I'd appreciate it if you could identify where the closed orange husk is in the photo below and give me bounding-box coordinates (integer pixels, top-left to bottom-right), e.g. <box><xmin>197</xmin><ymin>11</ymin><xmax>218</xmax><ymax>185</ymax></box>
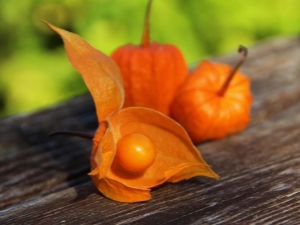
<box><xmin>44</xmin><ymin>21</ymin><xmax>219</xmax><ymax>203</ymax></box>
<box><xmin>111</xmin><ymin>0</ymin><xmax>188</xmax><ymax>116</ymax></box>
<box><xmin>171</xmin><ymin>46</ymin><xmax>253</xmax><ymax>143</ymax></box>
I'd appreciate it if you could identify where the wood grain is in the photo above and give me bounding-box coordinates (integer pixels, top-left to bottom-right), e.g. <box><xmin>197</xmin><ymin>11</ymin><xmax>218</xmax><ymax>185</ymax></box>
<box><xmin>1</xmin><ymin>37</ymin><xmax>300</xmax><ymax>224</ymax></box>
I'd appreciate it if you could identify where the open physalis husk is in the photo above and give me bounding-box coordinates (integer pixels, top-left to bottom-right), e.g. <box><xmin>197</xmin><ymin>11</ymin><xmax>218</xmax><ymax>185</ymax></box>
<box><xmin>45</xmin><ymin>22</ymin><xmax>219</xmax><ymax>202</ymax></box>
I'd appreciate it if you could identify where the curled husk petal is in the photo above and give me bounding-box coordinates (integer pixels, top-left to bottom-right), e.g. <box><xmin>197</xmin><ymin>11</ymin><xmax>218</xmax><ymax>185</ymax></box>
<box><xmin>92</xmin><ymin>177</ymin><xmax>151</xmax><ymax>203</ymax></box>
<box><xmin>44</xmin><ymin>21</ymin><xmax>124</xmax><ymax>122</ymax></box>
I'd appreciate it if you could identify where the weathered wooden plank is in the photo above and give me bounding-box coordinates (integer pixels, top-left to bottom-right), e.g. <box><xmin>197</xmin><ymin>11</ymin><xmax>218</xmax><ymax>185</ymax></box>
<box><xmin>1</xmin><ymin>151</ymin><xmax>299</xmax><ymax>224</ymax></box>
<box><xmin>2</xmin><ymin>92</ymin><xmax>300</xmax><ymax>224</ymax></box>
<box><xmin>1</xmin><ymin>37</ymin><xmax>300</xmax><ymax>224</ymax></box>
<box><xmin>0</xmin><ymin>95</ymin><xmax>96</xmax><ymax>209</ymax></box>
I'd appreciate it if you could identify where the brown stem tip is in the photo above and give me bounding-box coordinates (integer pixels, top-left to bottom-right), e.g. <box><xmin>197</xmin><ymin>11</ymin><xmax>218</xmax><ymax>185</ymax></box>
<box><xmin>218</xmin><ymin>45</ymin><xmax>248</xmax><ymax>96</ymax></box>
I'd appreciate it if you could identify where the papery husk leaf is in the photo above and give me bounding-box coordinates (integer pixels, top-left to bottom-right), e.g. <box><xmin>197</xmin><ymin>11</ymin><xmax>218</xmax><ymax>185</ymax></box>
<box><xmin>89</xmin><ymin>122</ymin><xmax>116</xmax><ymax>179</ymax></box>
<box><xmin>106</xmin><ymin>107</ymin><xmax>219</xmax><ymax>189</ymax></box>
<box><xmin>92</xmin><ymin>177</ymin><xmax>151</xmax><ymax>203</ymax></box>
<box><xmin>165</xmin><ymin>163</ymin><xmax>215</xmax><ymax>183</ymax></box>
<box><xmin>44</xmin><ymin>21</ymin><xmax>124</xmax><ymax>122</ymax></box>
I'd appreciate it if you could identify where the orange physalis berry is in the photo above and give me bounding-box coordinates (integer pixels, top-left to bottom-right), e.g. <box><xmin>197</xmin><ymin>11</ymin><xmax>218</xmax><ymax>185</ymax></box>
<box><xmin>45</xmin><ymin>21</ymin><xmax>218</xmax><ymax>203</ymax></box>
<box><xmin>116</xmin><ymin>133</ymin><xmax>156</xmax><ymax>173</ymax></box>
<box><xmin>111</xmin><ymin>0</ymin><xmax>188</xmax><ymax>116</ymax></box>
<box><xmin>171</xmin><ymin>46</ymin><xmax>253</xmax><ymax>143</ymax></box>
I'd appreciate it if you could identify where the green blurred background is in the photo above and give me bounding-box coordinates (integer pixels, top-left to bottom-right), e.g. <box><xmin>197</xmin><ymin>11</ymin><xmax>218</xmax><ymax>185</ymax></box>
<box><xmin>0</xmin><ymin>0</ymin><xmax>299</xmax><ymax>118</ymax></box>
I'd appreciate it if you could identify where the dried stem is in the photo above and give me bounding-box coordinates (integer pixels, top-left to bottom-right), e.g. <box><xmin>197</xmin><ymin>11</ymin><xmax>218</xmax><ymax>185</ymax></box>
<box><xmin>141</xmin><ymin>0</ymin><xmax>153</xmax><ymax>47</ymax></box>
<box><xmin>49</xmin><ymin>130</ymin><xmax>94</xmax><ymax>140</ymax></box>
<box><xmin>218</xmin><ymin>45</ymin><xmax>248</xmax><ymax>96</ymax></box>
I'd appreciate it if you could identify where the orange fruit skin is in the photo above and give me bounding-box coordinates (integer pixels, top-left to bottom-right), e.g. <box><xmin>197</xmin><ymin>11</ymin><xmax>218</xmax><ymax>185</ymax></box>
<box><xmin>116</xmin><ymin>133</ymin><xmax>156</xmax><ymax>173</ymax></box>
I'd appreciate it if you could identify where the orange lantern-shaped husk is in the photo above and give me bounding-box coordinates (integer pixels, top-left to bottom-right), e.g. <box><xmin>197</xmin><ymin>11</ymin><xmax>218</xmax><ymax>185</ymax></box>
<box><xmin>111</xmin><ymin>0</ymin><xmax>188</xmax><ymax>116</ymax></box>
<box><xmin>171</xmin><ymin>46</ymin><xmax>253</xmax><ymax>143</ymax></box>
